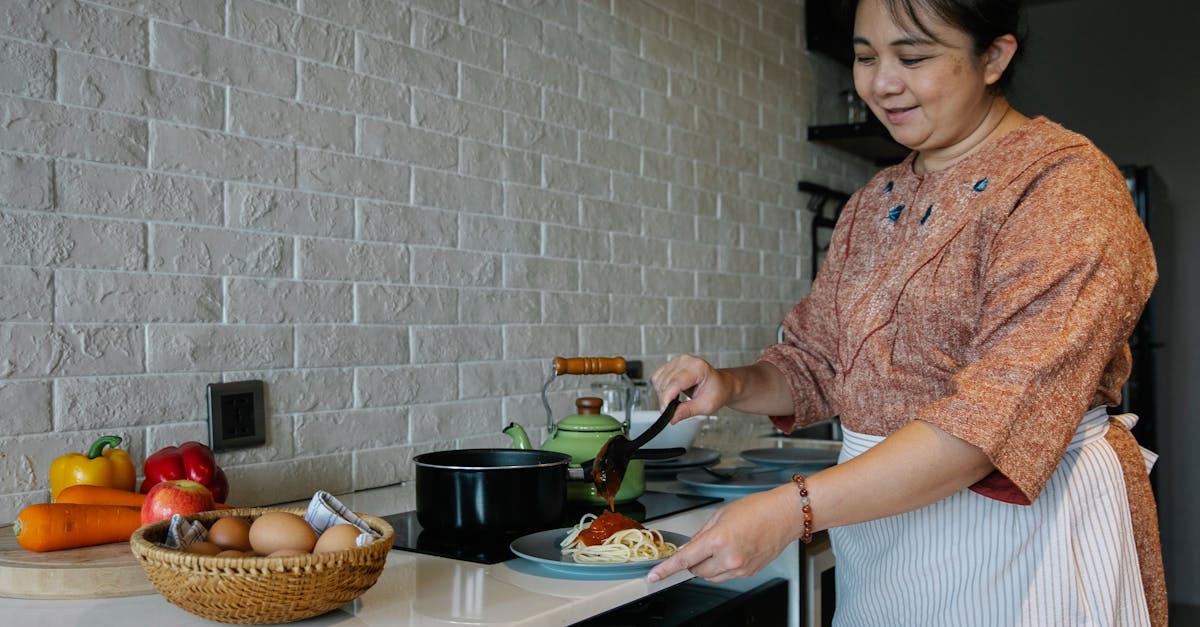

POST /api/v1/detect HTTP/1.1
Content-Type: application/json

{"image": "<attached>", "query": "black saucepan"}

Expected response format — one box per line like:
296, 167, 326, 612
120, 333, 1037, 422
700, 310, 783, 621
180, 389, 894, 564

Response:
414, 448, 571, 536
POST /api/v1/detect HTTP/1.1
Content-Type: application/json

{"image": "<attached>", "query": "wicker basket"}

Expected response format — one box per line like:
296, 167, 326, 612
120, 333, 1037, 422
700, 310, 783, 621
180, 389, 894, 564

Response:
129, 506, 394, 624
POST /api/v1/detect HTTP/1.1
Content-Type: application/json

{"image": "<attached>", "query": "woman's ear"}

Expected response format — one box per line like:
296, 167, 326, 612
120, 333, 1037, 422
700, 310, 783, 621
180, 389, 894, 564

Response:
982, 34, 1018, 86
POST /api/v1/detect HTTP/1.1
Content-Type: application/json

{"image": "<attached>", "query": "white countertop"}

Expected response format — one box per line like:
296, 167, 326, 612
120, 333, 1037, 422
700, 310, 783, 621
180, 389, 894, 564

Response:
1, 435, 838, 626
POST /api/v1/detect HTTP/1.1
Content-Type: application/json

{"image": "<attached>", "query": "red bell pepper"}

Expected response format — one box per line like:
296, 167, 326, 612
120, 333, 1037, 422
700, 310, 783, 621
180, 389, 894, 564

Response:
139, 441, 229, 503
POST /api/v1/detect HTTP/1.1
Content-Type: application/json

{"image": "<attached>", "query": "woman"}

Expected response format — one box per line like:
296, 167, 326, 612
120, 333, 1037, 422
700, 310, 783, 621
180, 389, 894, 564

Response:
646, 0, 1165, 624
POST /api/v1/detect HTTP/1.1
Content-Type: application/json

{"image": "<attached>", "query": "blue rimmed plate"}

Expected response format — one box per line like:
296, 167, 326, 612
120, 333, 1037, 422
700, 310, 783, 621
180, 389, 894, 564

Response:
508, 527, 690, 580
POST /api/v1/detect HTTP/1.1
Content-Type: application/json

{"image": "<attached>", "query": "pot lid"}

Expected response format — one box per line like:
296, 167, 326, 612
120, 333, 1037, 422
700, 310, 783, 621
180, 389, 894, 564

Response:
557, 397, 623, 432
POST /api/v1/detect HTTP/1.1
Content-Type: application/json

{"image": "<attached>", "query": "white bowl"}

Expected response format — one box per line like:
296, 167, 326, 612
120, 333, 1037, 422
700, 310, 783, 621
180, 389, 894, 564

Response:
627, 409, 704, 450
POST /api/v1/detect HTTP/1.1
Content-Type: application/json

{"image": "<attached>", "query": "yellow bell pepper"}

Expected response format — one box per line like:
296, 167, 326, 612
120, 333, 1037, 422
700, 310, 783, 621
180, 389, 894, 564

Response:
49, 435, 137, 501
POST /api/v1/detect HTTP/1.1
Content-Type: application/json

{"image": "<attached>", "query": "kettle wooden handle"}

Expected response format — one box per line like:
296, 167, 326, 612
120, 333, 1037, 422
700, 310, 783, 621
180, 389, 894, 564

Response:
553, 356, 626, 376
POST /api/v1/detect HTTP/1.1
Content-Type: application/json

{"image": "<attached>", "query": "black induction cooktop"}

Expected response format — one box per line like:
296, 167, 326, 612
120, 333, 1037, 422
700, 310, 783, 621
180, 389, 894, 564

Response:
383, 491, 722, 565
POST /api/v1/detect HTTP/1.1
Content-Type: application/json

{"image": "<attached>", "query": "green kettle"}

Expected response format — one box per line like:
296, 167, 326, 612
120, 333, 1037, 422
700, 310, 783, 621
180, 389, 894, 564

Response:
505, 396, 645, 504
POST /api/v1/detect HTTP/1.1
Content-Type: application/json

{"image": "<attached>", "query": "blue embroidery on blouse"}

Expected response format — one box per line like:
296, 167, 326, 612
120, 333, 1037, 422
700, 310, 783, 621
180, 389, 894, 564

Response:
882, 181, 894, 194
921, 205, 933, 225
887, 204, 905, 222
973, 177, 989, 192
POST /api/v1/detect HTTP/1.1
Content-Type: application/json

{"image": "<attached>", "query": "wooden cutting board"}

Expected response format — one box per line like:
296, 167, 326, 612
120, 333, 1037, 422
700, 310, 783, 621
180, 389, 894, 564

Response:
0, 523, 154, 599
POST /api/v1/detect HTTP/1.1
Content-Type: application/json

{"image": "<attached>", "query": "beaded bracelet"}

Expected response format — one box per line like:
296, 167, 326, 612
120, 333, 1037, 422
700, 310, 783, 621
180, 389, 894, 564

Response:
791, 473, 814, 544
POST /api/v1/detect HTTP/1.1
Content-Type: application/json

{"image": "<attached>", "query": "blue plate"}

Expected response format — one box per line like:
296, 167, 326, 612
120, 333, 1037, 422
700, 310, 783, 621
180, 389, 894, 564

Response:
740, 447, 839, 468
677, 466, 816, 499
509, 527, 690, 580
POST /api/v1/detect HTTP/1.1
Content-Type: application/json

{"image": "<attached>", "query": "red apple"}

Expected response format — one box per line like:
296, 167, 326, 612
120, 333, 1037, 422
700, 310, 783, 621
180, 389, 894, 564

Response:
141, 479, 216, 525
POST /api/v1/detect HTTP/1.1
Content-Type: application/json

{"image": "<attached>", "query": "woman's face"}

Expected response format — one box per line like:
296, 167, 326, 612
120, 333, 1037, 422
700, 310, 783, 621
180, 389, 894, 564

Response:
852, 0, 1007, 156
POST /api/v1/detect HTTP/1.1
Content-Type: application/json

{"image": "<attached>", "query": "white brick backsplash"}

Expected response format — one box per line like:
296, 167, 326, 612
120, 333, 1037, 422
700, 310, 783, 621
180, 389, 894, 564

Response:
0, 323, 144, 378
224, 368, 355, 414
409, 399, 497, 443
411, 247, 500, 287
147, 324, 292, 372
0, 153, 53, 211
411, 325, 502, 364
412, 169, 502, 214
230, 90, 355, 152
0, 267, 52, 322
459, 214, 539, 254
357, 33, 457, 96
506, 43, 579, 95
504, 185, 578, 224
0, 0, 147, 64
503, 324, 578, 360
612, 294, 669, 325
503, 255, 578, 291
0, 211, 146, 270
297, 147, 410, 201
58, 52, 223, 129
414, 12, 503, 72
152, 123, 295, 186
580, 261, 642, 295
0, 38, 54, 99
55, 373, 210, 430
151, 22, 295, 97
227, 183, 354, 237
461, 140, 540, 186
58, 161, 222, 224
229, 0, 353, 66
226, 277, 353, 323
297, 324, 409, 367
357, 199, 457, 246
89, 0, 225, 34
459, 288, 540, 323
56, 269, 221, 323
298, 237, 409, 282
302, 0, 411, 42
414, 91, 503, 143
356, 364, 458, 407
462, 66, 540, 115
0, 95, 148, 167
294, 407, 407, 455
151, 224, 291, 277
459, 359, 537, 398
1, 380, 52, 435
356, 283, 457, 324
0, 0, 875, 513
299, 62, 410, 122
358, 117, 457, 169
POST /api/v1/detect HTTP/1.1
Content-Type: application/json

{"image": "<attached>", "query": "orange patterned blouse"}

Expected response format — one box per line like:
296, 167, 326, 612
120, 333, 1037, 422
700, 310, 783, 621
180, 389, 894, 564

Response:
760, 116, 1156, 505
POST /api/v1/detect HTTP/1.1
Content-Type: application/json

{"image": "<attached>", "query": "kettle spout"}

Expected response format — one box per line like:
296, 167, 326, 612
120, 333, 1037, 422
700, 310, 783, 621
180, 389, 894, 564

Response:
503, 423, 532, 449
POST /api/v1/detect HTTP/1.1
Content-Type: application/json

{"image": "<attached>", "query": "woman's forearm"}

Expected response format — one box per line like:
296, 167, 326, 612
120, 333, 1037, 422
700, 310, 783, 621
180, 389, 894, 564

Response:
808, 420, 996, 532
717, 362, 796, 417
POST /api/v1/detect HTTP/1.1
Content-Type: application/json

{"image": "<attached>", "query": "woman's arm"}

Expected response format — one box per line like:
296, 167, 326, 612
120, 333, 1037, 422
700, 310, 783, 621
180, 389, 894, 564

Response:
652, 358, 795, 423
647, 419, 994, 583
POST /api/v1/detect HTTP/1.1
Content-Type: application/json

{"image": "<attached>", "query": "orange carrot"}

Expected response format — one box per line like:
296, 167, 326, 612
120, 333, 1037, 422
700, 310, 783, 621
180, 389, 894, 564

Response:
14, 503, 143, 552
55, 484, 235, 510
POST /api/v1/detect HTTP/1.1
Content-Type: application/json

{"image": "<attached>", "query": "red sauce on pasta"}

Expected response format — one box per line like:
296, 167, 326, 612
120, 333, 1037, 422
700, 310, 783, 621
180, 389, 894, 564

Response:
577, 510, 644, 546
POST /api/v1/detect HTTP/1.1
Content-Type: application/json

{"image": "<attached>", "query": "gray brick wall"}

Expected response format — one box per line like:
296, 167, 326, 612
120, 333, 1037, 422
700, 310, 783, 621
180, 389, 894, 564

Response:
0, 0, 872, 519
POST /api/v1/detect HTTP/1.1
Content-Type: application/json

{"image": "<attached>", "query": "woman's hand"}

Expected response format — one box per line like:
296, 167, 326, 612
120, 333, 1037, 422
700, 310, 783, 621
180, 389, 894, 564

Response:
651, 355, 735, 423
647, 484, 803, 583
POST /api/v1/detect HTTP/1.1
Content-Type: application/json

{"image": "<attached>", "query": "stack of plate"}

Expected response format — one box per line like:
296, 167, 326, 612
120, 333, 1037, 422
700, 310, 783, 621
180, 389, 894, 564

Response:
674, 447, 840, 498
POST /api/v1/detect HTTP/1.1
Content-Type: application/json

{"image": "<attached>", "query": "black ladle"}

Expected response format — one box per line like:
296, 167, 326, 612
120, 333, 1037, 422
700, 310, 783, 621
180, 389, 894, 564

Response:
582, 388, 695, 500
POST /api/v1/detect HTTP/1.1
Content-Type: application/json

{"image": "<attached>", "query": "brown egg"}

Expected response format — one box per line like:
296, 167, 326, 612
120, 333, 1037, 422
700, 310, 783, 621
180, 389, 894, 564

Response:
208, 516, 253, 551
267, 548, 310, 558
248, 511, 317, 556
186, 541, 222, 555
314, 524, 363, 554
215, 549, 245, 557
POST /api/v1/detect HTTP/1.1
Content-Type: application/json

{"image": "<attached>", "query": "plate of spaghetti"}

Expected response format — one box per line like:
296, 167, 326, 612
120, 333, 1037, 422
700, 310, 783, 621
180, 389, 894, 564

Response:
508, 511, 687, 579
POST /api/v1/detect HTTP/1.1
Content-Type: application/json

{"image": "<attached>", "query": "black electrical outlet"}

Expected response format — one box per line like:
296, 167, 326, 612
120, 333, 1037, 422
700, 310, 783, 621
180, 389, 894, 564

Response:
208, 380, 266, 452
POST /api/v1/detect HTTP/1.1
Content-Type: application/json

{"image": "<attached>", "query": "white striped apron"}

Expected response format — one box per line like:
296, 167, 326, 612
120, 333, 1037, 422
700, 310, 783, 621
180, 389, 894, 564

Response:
831, 407, 1154, 626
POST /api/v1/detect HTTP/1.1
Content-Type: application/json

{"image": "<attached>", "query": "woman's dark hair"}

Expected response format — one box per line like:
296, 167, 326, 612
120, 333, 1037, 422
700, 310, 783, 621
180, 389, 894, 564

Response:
869, 0, 1025, 92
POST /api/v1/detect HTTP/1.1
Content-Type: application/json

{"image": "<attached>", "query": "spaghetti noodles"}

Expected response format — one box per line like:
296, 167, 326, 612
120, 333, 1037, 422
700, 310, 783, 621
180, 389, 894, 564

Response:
560, 511, 678, 564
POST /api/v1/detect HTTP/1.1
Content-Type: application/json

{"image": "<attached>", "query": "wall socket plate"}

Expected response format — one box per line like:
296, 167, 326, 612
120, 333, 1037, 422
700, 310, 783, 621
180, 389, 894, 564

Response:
208, 380, 266, 452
